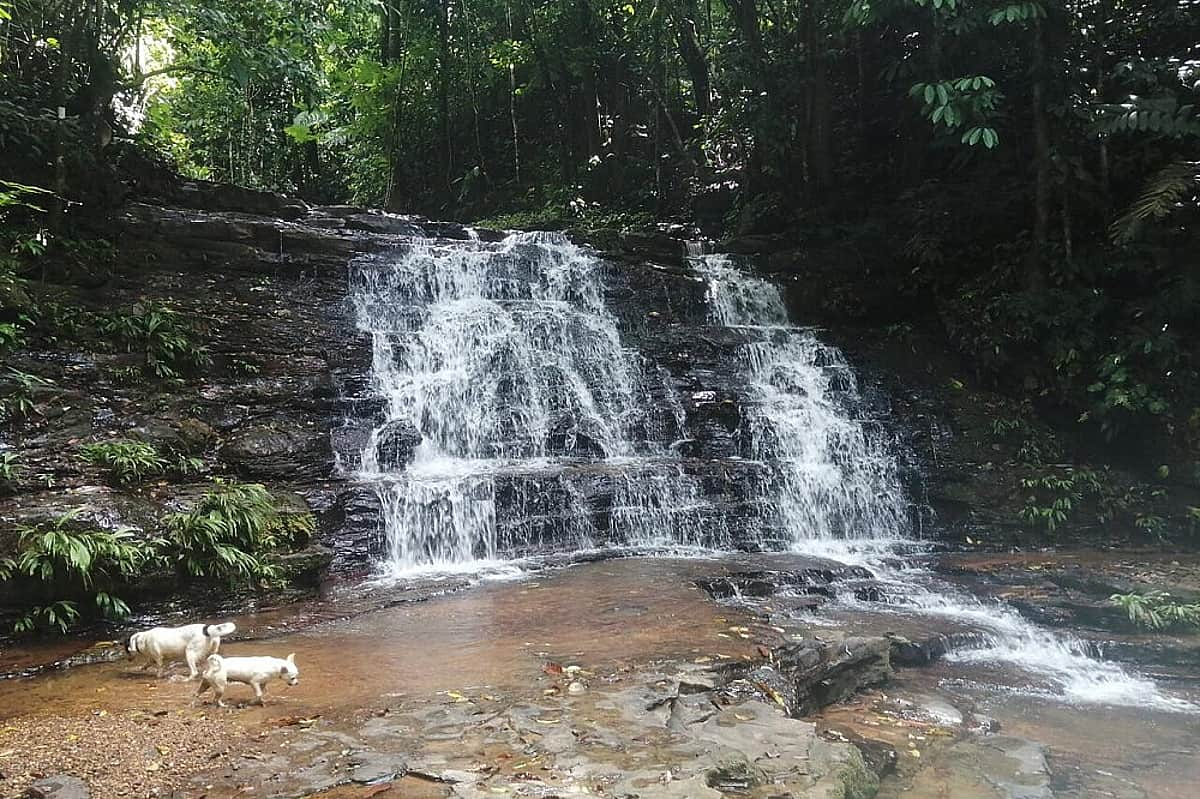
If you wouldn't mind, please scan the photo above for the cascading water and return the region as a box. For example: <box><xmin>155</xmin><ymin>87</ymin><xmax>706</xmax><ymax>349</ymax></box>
<box><xmin>349</xmin><ymin>232</ymin><xmax>723</xmax><ymax>575</ymax></box>
<box><xmin>691</xmin><ymin>252</ymin><xmax>1194</xmax><ymax>712</ymax></box>
<box><xmin>694</xmin><ymin>255</ymin><xmax>911</xmax><ymax>553</ymax></box>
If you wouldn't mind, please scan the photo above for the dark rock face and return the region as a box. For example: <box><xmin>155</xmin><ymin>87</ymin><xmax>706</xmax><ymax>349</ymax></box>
<box><xmin>1</xmin><ymin>193</ymin><xmax>930</xmax><ymax>606</ymax></box>
<box><xmin>220</xmin><ymin>425</ymin><xmax>331</xmax><ymax>480</ymax></box>
<box><xmin>0</xmin><ymin>197</ymin><xmax>385</xmax><ymax>624</ymax></box>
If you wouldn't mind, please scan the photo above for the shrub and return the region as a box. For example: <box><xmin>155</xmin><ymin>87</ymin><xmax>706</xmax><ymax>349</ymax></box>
<box><xmin>1111</xmin><ymin>591</ymin><xmax>1200</xmax><ymax>631</ymax></box>
<box><xmin>79</xmin><ymin>439</ymin><xmax>206</xmax><ymax>484</ymax></box>
<box><xmin>0</xmin><ymin>508</ymin><xmax>152</xmax><ymax>633</ymax></box>
<box><xmin>1018</xmin><ymin>467</ymin><xmax>1103</xmax><ymax>534</ymax></box>
<box><xmin>80</xmin><ymin>439</ymin><xmax>168</xmax><ymax>484</ymax></box>
<box><xmin>0</xmin><ymin>483</ymin><xmax>313</xmax><ymax>635</ymax></box>
<box><xmin>99</xmin><ymin>302</ymin><xmax>211</xmax><ymax>379</ymax></box>
<box><xmin>0</xmin><ymin>368</ymin><xmax>52</xmax><ymax>424</ymax></box>
<box><xmin>0</xmin><ymin>451</ymin><xmax>18</xmax><ymax>484</ymax></box>
<box><xmin>158</xmin><ymin>480</ymin><xmax>290</xmax><ymax>585</ymax></box>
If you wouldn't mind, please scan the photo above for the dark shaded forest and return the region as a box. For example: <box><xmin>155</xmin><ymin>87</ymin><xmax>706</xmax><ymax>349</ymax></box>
<box><xmin>2</xmin><ymin>0</ymin><xmax>1199</xmax><ymax>546</ymax></box>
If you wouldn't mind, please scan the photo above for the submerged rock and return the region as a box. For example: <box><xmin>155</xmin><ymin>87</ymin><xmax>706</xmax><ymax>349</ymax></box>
<box><xmin>371</xmin><ymin>419</ymin><xmax>422</xmax><ymax>468</ymax></box>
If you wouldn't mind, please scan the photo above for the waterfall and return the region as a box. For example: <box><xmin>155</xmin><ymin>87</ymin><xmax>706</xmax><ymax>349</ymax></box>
<box><xmin>691</xmin><ymin>252</ymin><xmax>1194</xmax><ymax>712</ymax></box>
<box><xmin>693</xmin><ymin>255</ymin><xmax>911</xmax><ymax>554</ymax></box>
<box><xmin>349</xmin><ymin>232</ymin><xmax>720</xmax><ymax>575</ymax></box>
<box><xmin>343</xmin><ymin>229</ymin><xmax>1188</xmax><ymax>711</ymax></box>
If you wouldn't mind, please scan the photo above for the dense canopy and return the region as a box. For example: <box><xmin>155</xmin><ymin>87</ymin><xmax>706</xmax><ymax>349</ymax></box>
<box><xmin>2</xmin><ymin>0</ymin><xmax>1199</xmax><ymax>503</ymax></box>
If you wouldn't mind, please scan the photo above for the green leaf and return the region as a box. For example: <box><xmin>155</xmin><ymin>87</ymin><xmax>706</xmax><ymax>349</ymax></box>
<box><xmin>283</xmin><ymin>123</ymin><xmax>316</xmax><ymax>143</ymax></box>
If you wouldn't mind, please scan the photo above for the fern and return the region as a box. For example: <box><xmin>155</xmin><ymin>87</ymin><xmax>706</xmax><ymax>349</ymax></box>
<box><xmin>1112</xmin><ymin>591</ymin><xmax>1200</xmax><ymax>631</ymax></box>
<box><xmin>1110</xmin><ymin>160</ymin><xmax>1200</xmax><ymax>244</ymax></box>
<box><xmin>80</xmin><ymin>439</ymin><xmax>168</xmax><ymax>483</ymax></box>
<box><xmin>158</xmin><ymin>479</ymin><xmax>287</xmax><ymax>585</ymax></box>
<box><xmin>0</xmin><ymin>509</ymin><xmax>150</xmax><ymax>633</ymax></box>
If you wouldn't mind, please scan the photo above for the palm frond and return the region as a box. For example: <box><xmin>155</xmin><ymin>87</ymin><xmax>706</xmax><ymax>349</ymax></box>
<box><xmin>1110</xmin><ymin>160</ymin><xmax>1200</xmax><ymax>244</ymax></box>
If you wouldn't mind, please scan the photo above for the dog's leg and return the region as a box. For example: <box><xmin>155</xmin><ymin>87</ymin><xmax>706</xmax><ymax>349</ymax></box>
<box><xmin>193</xmin><ymin>678</ymin><xmax>210</xmax><ymax>706</ymax></box>
<box><xmin>154</xmin><ymin>653</ymin><xmax>167</xmax><ymax>679</ymax></box>
<box><xmin>252</xmin><ymin>681</ymin><xmax>266</xmax><ymax>705</ymax></box>
<box><xmin>212</xmin><ymin>676</ymin><xmax>228</xmax><ymax>708</ymax></box>
<box><xmin>185</xmin><ymin>646</ymin><xmax>202</xmax><ymax>681</ymax></box>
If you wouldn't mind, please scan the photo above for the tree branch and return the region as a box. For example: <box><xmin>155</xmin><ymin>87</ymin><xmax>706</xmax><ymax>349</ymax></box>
<box><xmin>124</xmin><ymin>65</ymin><xmax>226</xmax><ymax>90</ymax></box>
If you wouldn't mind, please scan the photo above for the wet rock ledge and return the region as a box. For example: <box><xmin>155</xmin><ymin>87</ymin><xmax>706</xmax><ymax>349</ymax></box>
<box><xmin>1</xmin><ymin>193</ymin><xmax>473</xmax><ymax>624</ymax></box>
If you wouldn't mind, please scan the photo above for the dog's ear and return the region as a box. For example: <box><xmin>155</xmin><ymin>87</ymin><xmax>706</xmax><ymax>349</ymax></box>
<box><xmin>286</xmin><ymin>653</ymin><xmax>295</xmax><ymax>664</ymax></box>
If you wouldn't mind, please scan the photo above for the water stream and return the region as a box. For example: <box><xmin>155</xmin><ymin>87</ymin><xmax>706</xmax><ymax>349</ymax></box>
<box><xmin>691</xmin><ymin>252</ymin><xmax>1194</xmax><ymax>713</ymax></box>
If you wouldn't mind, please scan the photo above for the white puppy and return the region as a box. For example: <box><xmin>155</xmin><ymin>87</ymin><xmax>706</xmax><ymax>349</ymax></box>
<box><xmin>196</xmin><ymin>653</ymin><xmax>300</xmax><ymax>706</ymax></box>
<box><xmin>126</xmin><ymin>622</ymin><xmax>236</xmax><ymax>679</ymax></box>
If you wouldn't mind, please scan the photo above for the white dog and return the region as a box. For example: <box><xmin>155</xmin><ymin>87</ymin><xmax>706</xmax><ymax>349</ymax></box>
<box><xmin>125</xmin><ymin>622</ymin><xmax>236</xmax><ymax>679</ymax></box>
<box><xmin>196</xmin><ymin>653</ymin><xmax>300</xmax><ymax>706</ymax></box>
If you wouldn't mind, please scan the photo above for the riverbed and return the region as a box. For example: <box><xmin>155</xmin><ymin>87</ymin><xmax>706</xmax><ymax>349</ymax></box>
<box><xmin>2</xmin><ymin>553</ymin><xmax>1198</xmax><ymax>798</ymax></box>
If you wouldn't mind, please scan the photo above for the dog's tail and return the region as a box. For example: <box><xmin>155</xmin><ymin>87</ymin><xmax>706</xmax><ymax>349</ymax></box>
<box><xmin>204</xmin><ymin>622</ymin><xmax>236</xmax><ymax>638</ymax></box>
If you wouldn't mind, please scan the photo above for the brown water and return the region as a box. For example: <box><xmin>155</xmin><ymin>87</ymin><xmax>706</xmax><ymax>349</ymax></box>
<box><xmin>0</xmin><ymin>558</ymin><xmax>765</xmax><ymax>721</ymax></box>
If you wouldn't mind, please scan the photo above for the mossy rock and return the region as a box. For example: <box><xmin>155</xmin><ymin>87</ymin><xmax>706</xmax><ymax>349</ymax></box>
<box><xmin>809</xmin><ymin>737</ymin><xmax>880</xmax><ymax>799</ymax></box>
<box><xmin>275</xmin><ymin>544</ymin><xmax>333</xmax><ymax>586</ymax></box>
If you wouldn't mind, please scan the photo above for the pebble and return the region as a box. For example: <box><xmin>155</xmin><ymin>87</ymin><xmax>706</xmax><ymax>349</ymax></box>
<box><xmin>0</xmin><ymin>710</ymin><xmax>246</xmax><ymax>798</ymax></box>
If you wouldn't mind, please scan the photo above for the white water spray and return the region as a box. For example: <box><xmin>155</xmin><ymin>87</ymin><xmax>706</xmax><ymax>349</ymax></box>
<box><xmin>350</xmin><ymin>233</ymin><xmax>720</xmax><ymax>575</ymax></box>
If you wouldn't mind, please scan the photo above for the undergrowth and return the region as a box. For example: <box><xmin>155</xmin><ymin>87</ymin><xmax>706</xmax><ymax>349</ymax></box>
<box><xmin>99</xmin><ymin>302</ymin><xmax>211</xmax><ymax>379</ymax></box>
<box><xmin>78</xmin><ymin>439</ymin><xmax>204</xmax><ymax>485</ymax></box>
<box><xmin>0</xmin><ymin>480</ymin><xmax>316</xmax><ymax>635</ymax></box>
<box><xmin>1111</xmin><ymin>591</ymin><xmax>1200</xmax><ymax>631</ymax></box>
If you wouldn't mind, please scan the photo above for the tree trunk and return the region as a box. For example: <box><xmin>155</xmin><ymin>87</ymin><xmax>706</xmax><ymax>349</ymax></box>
<box><xmin>725</xmin><ymin>0</ymin><xmax>766</xmax><ymax>196</ymax></box>
<box><xmin>1029</xmin><ymin>13</ymin><xmax>1051</xmax><ymax>290</ymax></box>
<box><xmin>436</xmin><ymin>0</ymin><xmax>453</xmax><ymax>203</ymax></box>
<box><xmin>50</xmin><ymin>2</ymin><xmax>83</xmax><ymax>230</ymax></box>
<box><xmin>671</xmin><ymin>0</ymin><xmax>711</xmax><ymax>117</ymax></box>
<box><xmin>807</xmin><ymin>1</ymin><xmax>833</xmax><ymax>191</ymax></box>
<box><xmin>506</xmin><ymin>0</ymin><xmax>521</xmax><ymax>185</ymax></box>
<box><xmin>379</xmin><ymin>4</ymin><xmax>391</xmax><ymax>63</ymax></box>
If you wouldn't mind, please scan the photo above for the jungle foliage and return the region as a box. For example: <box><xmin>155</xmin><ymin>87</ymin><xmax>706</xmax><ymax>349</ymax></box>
<box><xmin>0</xmin><ymin>481</ymin><xmax>313</xmax><ymax>634</ymax></box>
<box><xmin>0</xmin><ymin>0</ymin><xmax>1198</xmax><ymax>533</ymax></box>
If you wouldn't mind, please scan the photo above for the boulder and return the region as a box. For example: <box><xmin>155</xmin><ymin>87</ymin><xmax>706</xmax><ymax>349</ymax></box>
<box><xmin>175</xmin><ymin>418</ymin><xmax>217</xmax><ymax>452</ymax></box>
<box><xmin>619</xmin><ymin>229</ymin><xmax>685</xmax><ymax>263</ymax></box>
<box><xmin>738</xmin><ymin>634</ymin><xmax>893</xmax><ymax>716</ymax></box>
<box><xmin>26</xmin><ymin>775</ymin><xmax>90</xmax><ymax>799</ymax></box>
<box><xmin>342</xmin><ymin>213</ymin><xmax>425</xmax><ymax>237</ymax></box>
<box><xmin>372</xmin><ymin>420</ymin><xmax>422</xmax><ymax>468</ymax></box>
